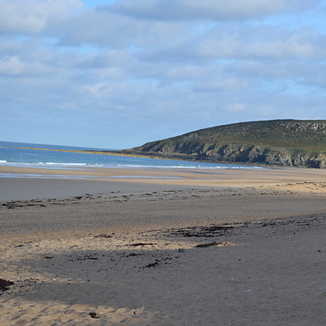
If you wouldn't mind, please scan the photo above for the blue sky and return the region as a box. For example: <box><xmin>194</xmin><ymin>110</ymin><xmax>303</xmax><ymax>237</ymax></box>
<box><xmin>1</xmin><ymin>0</ymin><xmax>326</xmax><ymax>149</ymax></box>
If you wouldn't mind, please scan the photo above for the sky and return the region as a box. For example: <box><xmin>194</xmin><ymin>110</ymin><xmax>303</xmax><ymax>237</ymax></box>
<box><xmin>1</xmin><ymin>0</ymin><xmax>326</xmax><ymax>149</ymax></box>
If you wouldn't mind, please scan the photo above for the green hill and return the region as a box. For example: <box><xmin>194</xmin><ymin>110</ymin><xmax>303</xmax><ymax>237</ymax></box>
<box><xmin>124</xmin><ymin>120</ymin><xmax>326</xmax><ymax>168</ymax></box>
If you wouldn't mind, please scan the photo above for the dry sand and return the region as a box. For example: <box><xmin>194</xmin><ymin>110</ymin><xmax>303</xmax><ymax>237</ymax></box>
<box><xmin>0</xmin><ymin>165</ymin><xmax>326</xmax><ymax>325</ymax></box>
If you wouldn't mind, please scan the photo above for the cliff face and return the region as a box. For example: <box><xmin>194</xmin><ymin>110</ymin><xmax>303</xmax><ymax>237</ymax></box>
<box><xmin>126</xmin><ymin>120</ymin><xmax>326</xmax><ymax>168</ymax></box>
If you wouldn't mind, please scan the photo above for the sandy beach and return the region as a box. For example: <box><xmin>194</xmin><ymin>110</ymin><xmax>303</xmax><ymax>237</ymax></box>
<box><xmin>0</xmin><ymin>165</ymin><xmax>326</xmax><ymax>325</ymax></box>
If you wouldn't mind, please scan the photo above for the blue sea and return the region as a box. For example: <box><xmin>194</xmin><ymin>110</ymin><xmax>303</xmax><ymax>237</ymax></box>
<box><xmin>0</xmin><ymin>141</ymin><xmax>261</xmax><ymax>178</ymax></box>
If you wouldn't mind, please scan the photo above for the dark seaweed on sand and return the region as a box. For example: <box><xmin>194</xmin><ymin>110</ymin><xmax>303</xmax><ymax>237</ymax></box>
<box><xmin>0</xmin><ymin>279</ymin><xmax>14</xmax><ymax>293</ymax></box>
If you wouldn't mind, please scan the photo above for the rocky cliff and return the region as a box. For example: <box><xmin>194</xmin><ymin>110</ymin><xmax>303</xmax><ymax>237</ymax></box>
<box><xmin>124</xmin><ymin>120</ymin><xmax>326</xmax><ymax>168</ymax></box>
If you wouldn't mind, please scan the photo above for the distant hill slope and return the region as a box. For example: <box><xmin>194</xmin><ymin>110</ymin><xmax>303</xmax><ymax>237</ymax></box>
<box><xmin>124</xmin><ymin>120</ymin><xmax>326</xmax><ymax>168</ymax></box>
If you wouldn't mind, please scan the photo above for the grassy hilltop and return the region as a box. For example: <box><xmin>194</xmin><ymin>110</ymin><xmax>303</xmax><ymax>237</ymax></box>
<box><xmin>123</xmin><ymin>120</ymin><xmax>326</xmax><ymax>168</ymax></box>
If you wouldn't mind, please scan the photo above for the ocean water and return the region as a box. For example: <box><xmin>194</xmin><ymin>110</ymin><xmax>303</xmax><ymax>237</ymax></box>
<box><xmin>0</xmin><ymin>141</ymin><xmax>261</xmax><ymax>177</ymax></box>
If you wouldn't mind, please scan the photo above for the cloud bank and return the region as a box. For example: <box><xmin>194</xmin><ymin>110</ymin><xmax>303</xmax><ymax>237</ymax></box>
<box><xmin>0</xmin><ymin>0</ymin><xmax>325</xmax><ymax>148</ymax></box>
<box><xmin>112</xmin><ymin>0</ymin><xmax>318</xmax><ymax>21</ymax></box>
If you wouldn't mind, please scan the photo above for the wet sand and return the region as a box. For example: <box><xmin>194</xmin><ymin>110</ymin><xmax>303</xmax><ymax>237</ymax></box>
<box><xmin>2</xmin><ymin>165</ymin><xmax>326</xmax><ymax>201</ymax></box>
<box><xmin>0</xmin><ymin>166</ymin><xmax>326</xmax><ymax>325</ymax></box>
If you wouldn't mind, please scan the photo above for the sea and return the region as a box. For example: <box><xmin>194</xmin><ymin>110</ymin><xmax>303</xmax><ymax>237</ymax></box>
<box><xmin>0</xmin><ymin>141</ymin><xmax>262</xmax><ymax>178</ymax></box>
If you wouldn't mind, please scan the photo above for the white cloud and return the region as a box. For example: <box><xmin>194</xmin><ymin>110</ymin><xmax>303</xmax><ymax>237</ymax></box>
<box><xmin>112</xmin><ymin>0</ymin><xmax>318</xmax><ymax>21</ymax></box>
<box><xmin>0</xmin><ymin>0</ymin><xmax>82</xmax><ymax>34</ymax></box>
<box><xmin>52</xmin><ymin>8</ymin><xmax>187</xmax><ymax>48</ymax></box>
<box><xmin>138</xmin><ymin>24</ymin><xmax>326</xmax><ymax>63</ymax></box>
<box><xmin>195</xmin><ymin>78</ymin><xmax>249</xmax><ymax>92</ymax></box>
<box><xmin>0</xmin><ymin>56</ymin><xmax>54</xmax><ymax>75</ymax></box>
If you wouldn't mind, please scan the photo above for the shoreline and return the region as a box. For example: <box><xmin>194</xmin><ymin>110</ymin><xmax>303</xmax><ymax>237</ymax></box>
<box><xmin>1</xmin><ymin>144</ymin><xmax>300</xmax><ymax>169</ymax></box>
<box><xmin>2</xmin><ymin>145</ymin><xmax>206</xmax><ymax>163</ymax></box>
<box><xmin>2</xmin><ymin>165</ymin><xmax>326</xmax><ymax>202</ymax></box>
